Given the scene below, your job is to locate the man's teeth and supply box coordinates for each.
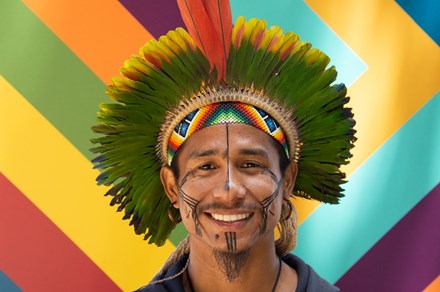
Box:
[211,213,250,222]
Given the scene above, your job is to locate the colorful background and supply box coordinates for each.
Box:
[1,0,439,291]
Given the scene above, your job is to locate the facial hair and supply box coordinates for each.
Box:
[212,248,250,281]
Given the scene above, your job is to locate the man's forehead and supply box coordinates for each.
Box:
[187,147,271,160]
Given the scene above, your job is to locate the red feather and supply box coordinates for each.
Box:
[176,0,232,81]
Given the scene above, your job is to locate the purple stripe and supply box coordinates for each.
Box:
[336,183,440,292]
[119,0,185,38]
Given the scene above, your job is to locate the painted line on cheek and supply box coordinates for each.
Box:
[178,172,199,207]
[258,182,283,235]
[263,167,279,185]
[178,172,203,236]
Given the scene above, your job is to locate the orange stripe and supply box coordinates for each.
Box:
[424,275,440,292]
[22,0,154,83]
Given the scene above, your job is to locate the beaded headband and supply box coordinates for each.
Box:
[167,101,289,165]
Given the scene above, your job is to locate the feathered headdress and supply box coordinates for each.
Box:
[91,0,356,246]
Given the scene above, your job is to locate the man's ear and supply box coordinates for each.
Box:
[282,161,298,199]
[160,166,180,208]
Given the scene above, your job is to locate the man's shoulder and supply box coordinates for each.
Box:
[283,253,340,292]
[134,254,188,292]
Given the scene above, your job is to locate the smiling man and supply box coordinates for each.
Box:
[159,120,299,291]
[91,0,356,291]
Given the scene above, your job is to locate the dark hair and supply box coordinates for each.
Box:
[170,135,291,180]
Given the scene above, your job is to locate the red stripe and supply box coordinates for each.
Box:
[0,173,121,292]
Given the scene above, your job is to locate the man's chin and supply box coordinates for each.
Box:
[212,248,251,281]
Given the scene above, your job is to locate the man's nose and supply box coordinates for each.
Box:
[212,167,247,200]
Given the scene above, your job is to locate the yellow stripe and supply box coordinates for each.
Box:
[0,75,175,291]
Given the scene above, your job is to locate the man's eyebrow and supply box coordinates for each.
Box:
[238,148,269,159]
[188,149,219,159]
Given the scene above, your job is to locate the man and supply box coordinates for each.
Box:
[91,0,356,290]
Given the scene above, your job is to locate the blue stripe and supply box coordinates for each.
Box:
[0,270,21,292]
[396,0,440,46]
[294,91,440,283]
[230,0,367,86]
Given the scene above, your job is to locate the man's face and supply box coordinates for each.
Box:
[166,123,291,254]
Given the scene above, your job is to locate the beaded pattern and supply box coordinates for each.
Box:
[168,102,289,164]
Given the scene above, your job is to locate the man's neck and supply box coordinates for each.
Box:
[186,234,283,292]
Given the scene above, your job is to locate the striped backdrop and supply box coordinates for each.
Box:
[1,0,439,291]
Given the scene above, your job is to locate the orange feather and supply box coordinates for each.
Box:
[176,0,232,81]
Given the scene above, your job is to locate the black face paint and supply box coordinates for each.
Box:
[179,172,202,237]
[262,167,279,185]
[225,231,237,252]
[257,176,283,235]
[225,124,230,191]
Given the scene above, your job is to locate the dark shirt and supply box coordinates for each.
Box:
[135,253,339,291]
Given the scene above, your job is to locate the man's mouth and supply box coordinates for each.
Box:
[209,213,251,222]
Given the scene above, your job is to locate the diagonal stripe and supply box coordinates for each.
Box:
[294,91,440,283]
[22,0,154,83]
[336,183,440,292]
[0,76,175,290]
[0,173,120,291]
[0,0,105,160]
[424,275,440,292]
[307,0,440,179]
[230,0,366,86]
[0,270,21,292]
[119,0,184,38]
[396,0,440,46]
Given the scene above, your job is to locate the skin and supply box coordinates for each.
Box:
[161,123,299,291]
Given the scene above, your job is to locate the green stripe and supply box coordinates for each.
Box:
[0,0,105,160]
[294,91,440,283]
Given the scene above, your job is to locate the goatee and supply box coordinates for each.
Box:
[212,249,250,281]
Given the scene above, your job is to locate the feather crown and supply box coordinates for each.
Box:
[91,0,356,246]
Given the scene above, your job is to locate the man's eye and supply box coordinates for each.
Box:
[198,163,216,170]
[242,162,261,168]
